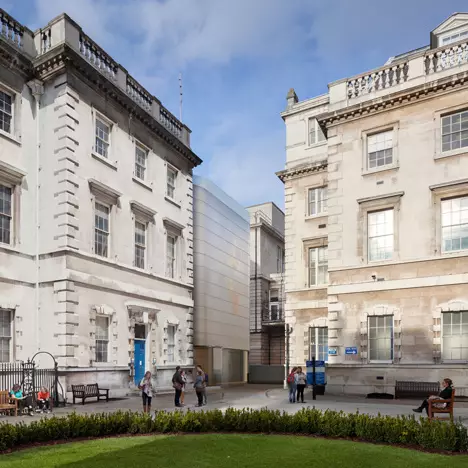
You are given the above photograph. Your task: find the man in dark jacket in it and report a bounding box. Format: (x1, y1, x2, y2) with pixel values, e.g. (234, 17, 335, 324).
(172, 366, 184, 407)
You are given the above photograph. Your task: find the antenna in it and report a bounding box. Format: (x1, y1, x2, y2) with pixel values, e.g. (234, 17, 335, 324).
(179, 73, 183, 122)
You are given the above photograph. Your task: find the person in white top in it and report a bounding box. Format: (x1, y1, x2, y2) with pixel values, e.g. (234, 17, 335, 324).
(180, 370, 187, 405)
(295, 367, 307, 403)
(139, 371, 153, 413)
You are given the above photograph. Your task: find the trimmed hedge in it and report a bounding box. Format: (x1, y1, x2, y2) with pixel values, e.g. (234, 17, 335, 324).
(0, 408, 467, 453)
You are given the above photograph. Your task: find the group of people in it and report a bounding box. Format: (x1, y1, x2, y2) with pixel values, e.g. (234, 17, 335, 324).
(138, 364, 209, 412)
(7, 384, 51, 416)
(286, 367, 308, 403)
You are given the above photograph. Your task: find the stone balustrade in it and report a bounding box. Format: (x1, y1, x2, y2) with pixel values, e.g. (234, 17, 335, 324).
(160, 107, 183, 139)
(347, 61, 409, 99)
(126, 75, 152, 112)
(0, 10, 24, 50)
(425, 40, 468, 74)
(79, 33, 118, 81)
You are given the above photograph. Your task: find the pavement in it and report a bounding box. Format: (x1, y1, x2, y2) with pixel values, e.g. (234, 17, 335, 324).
(2, 385, 468, 426)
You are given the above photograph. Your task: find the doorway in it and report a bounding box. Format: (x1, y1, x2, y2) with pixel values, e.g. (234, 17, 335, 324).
(134, 324, 146, 385)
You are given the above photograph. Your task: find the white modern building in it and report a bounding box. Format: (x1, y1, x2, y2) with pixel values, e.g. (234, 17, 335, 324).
(193, 176, 250, 385)
(0, 10, 201, 395)
(279, 13, 468, 395)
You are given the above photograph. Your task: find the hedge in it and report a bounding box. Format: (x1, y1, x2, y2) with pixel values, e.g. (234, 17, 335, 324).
(0, 408, 467, 453)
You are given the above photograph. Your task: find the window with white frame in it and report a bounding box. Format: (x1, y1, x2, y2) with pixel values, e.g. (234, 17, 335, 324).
(309, 327, 328, 362)
(166, 233, 177, 278)
(95, 315, 109, 363)
(167, 166, 177, 199)
(441, 196, 468, 252)
(0, 184, 12, 245)
(368, 209, 394, 261)
(441, 29, 468, 46)
(134, 220, 146, 269)
(308, 246, 328, 286)
(0, 309, 12, 362)
(442, 311, 468, 361)
(135, 144, 147, 181)
(95, 117, 110, 158)
(276, 246, 283, 273)
(269, 288, 280, 321)
(167, 325, 176, 363)
(309, 118, 325, 145)
(367, 130, 393, 169)
(94, 202, 110, 257)
(368, 315, 394, 362)
(441, 110, 468, 153)
(308, 187, 327, 216)
(0, 90, 12, 134)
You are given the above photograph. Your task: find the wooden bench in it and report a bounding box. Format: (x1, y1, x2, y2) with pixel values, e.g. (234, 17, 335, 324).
(428, 389, 455, 421)
(395, 381, 440, 399)
(72, 384, 109, 405)
(0, 391, 17, 416)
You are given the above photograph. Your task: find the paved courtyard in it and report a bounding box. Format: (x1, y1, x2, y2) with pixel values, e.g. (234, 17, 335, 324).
(2, 385, 468, 425)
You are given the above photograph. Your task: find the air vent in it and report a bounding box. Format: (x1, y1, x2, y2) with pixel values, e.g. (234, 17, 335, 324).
(377, 180, 384, 185)
(318, 224, 326, 229)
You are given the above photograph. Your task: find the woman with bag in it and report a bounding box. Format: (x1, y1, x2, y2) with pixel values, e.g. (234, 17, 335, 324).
(193, 370, 205, 407)
(139, 371, 153, 413)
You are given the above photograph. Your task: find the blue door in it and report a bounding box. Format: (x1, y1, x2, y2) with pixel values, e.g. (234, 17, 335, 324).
(134, 340, 146, 385)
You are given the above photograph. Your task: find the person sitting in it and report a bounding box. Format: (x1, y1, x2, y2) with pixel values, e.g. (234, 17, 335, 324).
(37, 386, 51, 413)
(413, 378, 453, 414)
(9, 384, 34, 416)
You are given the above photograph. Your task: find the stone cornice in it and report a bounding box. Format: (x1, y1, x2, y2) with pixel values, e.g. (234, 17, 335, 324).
(0, 40, 33, 79)
(320, 70, 468, 127)
(33, 44, 202, 168)
(276, 160, 328, 182)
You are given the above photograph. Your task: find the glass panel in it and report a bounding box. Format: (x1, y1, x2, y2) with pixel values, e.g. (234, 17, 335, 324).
(95, 203, 110, 257)
(0, 91, 12, 134)
(95, 118, 110, 158)
(368, 209, 394, 261)
(441, 196, 468, 252)
(368, 315, 393, 361)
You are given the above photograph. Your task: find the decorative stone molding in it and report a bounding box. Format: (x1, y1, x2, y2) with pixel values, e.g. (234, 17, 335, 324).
(88, 179, 122, 206)
(186, 176, 194, 286)
(277, 160, 328, 182)
(0, 160, 26, 185)
(129, 200, 156, 223)
(163, 217, 185, 234)
(89, 304, 117, 365)
(126, 304, 158, 366)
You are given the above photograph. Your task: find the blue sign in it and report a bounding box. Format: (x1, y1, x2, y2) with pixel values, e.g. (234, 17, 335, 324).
(345, 347, 358, 355)
(328, 348, 337, 356)
(306, 360, 326, 385)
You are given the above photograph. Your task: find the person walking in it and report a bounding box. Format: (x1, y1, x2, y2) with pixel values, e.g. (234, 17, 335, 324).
(180, 370, 187, 406)
(193, 370, 205, 407)
(172, 366, 184, 408)
(139, 371, 154, 413)
(196, 365, 207, 405)
(295, 367, 307, 403)
(287, 367, 298, 403)
(413, 378, 454, 415)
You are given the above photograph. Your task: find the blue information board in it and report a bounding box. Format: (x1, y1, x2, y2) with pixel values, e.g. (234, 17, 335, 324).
(306, 360, 326, 385)
(328, 348, 337, 356)
(345, 347, 358, 355)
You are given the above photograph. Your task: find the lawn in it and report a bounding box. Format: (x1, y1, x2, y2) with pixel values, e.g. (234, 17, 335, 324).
(1, 434, 467, 467)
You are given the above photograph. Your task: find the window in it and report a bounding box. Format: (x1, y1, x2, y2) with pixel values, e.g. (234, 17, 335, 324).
(166, 234, 177, 278)
(367, 131, 393, 169)
(167, 325, 176, 363)
(134, 221, 146, 269)
(309, 118, 325, 145)
(368, 315, 394, 362)
(368, 209, 394, 261)
(0, 309, 12, 362)
(135, 145, 147, 181)
(95, 316, 109, 363)
(442, 311, 468, 360)
(308, 187, 327, 216)
(309, 327, 328, 362)
(441, 110, 468, 153)
(0, 185, 12, 245)
(167, 167, 177, 199)
(95, 117, 110, 158)
(94, 202, 110, 257)
(269, 288, 280, 321)
(441, 196, 468, 252)
(308, 246, 328, 286)
(276, 246, 284, 273)
(441, 29, 468, 46)
(0, 91, 12, 134)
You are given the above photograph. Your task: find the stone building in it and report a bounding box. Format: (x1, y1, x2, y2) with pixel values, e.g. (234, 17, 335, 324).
(0, 10, 201, 395)
(192, 176, 250, 385)
(247, 202, 285, 383)
(279, 13, 468, 395)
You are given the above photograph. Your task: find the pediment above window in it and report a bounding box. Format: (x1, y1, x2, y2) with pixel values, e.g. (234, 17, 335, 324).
(0, 160, 26, 185)
(88, 179, 121, 205)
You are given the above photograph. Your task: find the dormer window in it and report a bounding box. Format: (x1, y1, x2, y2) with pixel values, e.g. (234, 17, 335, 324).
(440, 29, 468, 46)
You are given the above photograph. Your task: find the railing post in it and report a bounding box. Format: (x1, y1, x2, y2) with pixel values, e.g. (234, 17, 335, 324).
(54, 361, 59, 407)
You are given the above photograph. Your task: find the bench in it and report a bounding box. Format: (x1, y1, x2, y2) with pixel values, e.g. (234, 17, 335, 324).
(72, 384, 109, 405)
(428, 389, 455, 421)
(395, 381, 440, 400)
(0, 391, 17, 416)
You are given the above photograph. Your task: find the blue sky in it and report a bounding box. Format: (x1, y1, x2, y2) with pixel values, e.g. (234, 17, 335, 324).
(6, 0, 468, 208)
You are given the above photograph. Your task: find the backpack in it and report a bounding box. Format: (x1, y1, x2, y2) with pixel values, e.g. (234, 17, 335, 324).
(204, 373, 209, 383)
(287, 373, 295, 384)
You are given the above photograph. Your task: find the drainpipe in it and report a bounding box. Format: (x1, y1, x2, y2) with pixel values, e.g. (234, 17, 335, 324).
(27, 79, 44, 354)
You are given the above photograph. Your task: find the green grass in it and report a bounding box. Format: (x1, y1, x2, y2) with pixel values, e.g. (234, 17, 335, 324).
(1, 435, 467, 467)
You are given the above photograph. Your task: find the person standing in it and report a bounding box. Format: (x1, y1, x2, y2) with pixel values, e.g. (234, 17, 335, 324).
(180, 370, 187, 405)
(196, 365, 207, 405)
(295, 367, 307, 403)
(413, 378, 454, 415)
(193, 370, 205, 407)
(139, 371, 154, 413)
(287, 367, 298, 403)
(172, 366, 184, 408)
